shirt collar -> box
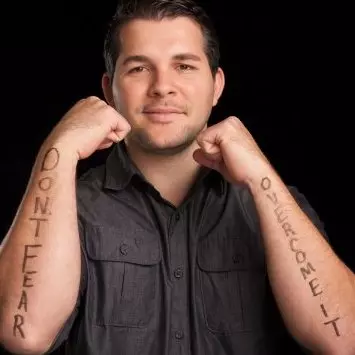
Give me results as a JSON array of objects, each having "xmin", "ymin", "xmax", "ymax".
[
  {"xmin": 103, "ymin": 142, "xmax": 225, "ymax": 196},
  {"xmin": 103, "ymin": 142, "xmax": 141, "ymax": 191}
]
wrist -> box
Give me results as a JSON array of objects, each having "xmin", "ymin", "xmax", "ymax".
[
  {"xmin": 38, "ymin": 139, "xmax": 79, "ymax": 170},
  {"xmin": 246, "ymin": 168, "xmax": 285, "ymax": 199}
]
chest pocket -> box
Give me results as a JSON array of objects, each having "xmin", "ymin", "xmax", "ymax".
[
  {"xmin": 197, "ymin": 233, "xmax": 266, "ymax": 334},
  {"xmin": 84, "ymin": 224, "xmax": 161, "ymax": 328}
]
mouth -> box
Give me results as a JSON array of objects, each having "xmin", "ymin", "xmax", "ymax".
[
  {"xmin": 142, "ymin": 107, "xmax": 185, "ymax": 123},
  {"xmin": 143, "ymin": 111, "xmax": 183, "ymax": 124}
]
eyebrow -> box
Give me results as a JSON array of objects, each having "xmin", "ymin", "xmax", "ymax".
[{"xmin": 121, "ymin": 53, "xmax": 202, "ymax": 67}]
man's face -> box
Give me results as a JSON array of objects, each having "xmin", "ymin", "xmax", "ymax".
[{"xmin": 110, "ymin": 17, "xmax": 224, "ymax": 155}]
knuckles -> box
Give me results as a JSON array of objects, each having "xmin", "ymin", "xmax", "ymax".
[
  {"xmin": 225, "ymin": 116, "xmax": 241, "ymax": 127},
  {"xmin": 222, "ymin": 116, "xmax": 245, "ymax": 136},
  {"xmin": 76, "ymin": 96, "xmax": 106, "ymax": 109}
]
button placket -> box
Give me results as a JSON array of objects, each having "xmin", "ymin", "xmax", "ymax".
[
  {"xmin": 168, "ymin": 211, "xmax": 181, "ymax": 237},
  {"xmin": 168, "ymin": 208, "xmax": 187, "ymax": 349}
]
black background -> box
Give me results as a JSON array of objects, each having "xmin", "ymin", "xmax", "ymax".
[{"xmin": 0, "ymin": 1, "xmax": 352, "ymax": 354}]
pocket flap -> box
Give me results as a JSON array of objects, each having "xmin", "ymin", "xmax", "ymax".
[
  {"xmin": 84, "ymin": 224, "xmax": 161, "ymax": 265},
  {"xmin": 197, "ymin": 235, "xmax": 262, "ymax": 272}
]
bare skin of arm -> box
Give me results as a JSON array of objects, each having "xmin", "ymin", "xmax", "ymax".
[
  {"xmin": 249, "ymin": 172, "xmax": 355, "ymax": 355},
  {"xmin": 0, "ymin": 97, "xmax": 130, "ymax": 354},
  {"xmin": 0, "ymin": 143, "xmax": 80, "ymax": 354}
]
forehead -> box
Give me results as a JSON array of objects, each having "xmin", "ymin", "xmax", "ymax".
[{"xmin": 117, "ymin": 17, "xmax": 206, "ymax": 60}]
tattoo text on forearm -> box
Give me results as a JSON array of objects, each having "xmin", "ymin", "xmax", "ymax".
[
  {"xmin": 261, "ymin": 177, "xmax": 341, "ymax": 337},
  {"xmin": 13, "ymin": 147, "xmax": 59, "ymax": 339}
]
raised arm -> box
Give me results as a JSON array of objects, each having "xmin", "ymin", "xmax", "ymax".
[
  {"xmin": 0, "ymin": 96, "xmax": 130, "ymax": 354},
  {"xmin": 194, "ymin": 116, "xmax": 355, "ymax": 354}
]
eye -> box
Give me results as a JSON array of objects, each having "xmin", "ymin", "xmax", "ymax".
[
  {"xmin": 128, "ymin": 66, "xmax": 146, "ymax": 74},
  {"xmin": 177, "ymin": 64, "xmax": 195, "ymax": 71}
]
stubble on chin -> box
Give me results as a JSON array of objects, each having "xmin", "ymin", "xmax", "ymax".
[{"xmin": 127, "ymin": 124, "xmax": 204, "ymax": 156}]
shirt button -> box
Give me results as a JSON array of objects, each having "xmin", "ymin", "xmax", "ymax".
[
  {"xmin": 173, "ymin": 267, "xmax": 184, "ymax": 279},
  {"xmin": 119, "ymin": 243, "xmax": 129, "ymax": 256},
  {"xmin": 175, "ymin": 330, "xmax": 184, "ymax": 340},
  {"xmin": 175, "ymin": 213, "xmax": 180, "ymax": 221},
  {"xmin": 233, "ymin": 254, "xmax": 241, "ymax": 264}
]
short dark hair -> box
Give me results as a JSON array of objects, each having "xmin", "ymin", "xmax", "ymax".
[{"xmin": 103, "ymin": 0, "xmax": 220, "ymax": 81}]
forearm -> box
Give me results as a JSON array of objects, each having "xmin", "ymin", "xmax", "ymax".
[
  {"xmin": 249, "ymin": 172, "xmax": 355, "ymax": 354},
  {"xmin": 0, "ymin": 141, "xmax": 81, "ymax": 353}
]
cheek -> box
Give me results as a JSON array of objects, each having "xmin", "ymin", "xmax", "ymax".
[
  {"xmin": 113, "ymin": 85, "xmax": 136, "ymax": 113},
  {"xmin": 192, "ymin": 81, "xmax": 215, "ymax": 108},
  {"xmin": 122, "ymin": 81, "xmax": 147, "ymax": 107}
]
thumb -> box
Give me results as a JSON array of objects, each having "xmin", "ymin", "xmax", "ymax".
[{"xmin": 193, "ymin": 148, "xmax": 221, "ymax": 171}]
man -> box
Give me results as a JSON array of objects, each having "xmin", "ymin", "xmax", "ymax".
[{"xmin": 0, "ymin": 0, "xmax": 354, "ymax": 354}]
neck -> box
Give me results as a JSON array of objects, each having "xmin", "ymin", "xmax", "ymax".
[{"xmin": 125, "ymin": 141, "xmax": 202, "ymax": 206}]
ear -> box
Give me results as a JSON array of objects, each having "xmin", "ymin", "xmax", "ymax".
[
  {"xmin": 101, "ymin": 73, "xmax": 115, "ymax": 107},
  {"xmin": 212, "ymin": 67, "xmax": 225, "ymax": 107}
]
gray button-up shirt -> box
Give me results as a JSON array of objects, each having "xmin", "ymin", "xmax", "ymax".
[{"xmin": 49, "ymin": 142, "xmax": 327, "ymax": 355}]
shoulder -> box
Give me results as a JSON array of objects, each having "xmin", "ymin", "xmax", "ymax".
[
  {"xmin": 76, "ymin": 164, "xmax": 106, "ymax": 200},
  {"xmin": 75, "ymin": 164, "xmax": 107, "ymax": 222},
  {"xmin": 77, "ymin": 163, "xmax": 106, "ymax": 188}
]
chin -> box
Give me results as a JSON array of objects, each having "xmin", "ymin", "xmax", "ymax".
[{"xmin": 132, "ymin": 132, "xmax": 197, "ymax": 156}]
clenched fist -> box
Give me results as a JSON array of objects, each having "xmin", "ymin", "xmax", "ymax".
[
  {"xmin": 44, "ymin": 96, "xmax": 131, "ymax": 161},
  {"xmin": 193, "ymin": 116, "xmax": 274, "ymax": 188}
]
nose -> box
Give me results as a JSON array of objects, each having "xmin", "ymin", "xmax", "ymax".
[{"xmin": 148, "ymin": 70, "xmax": 176, "ymax": 98}]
